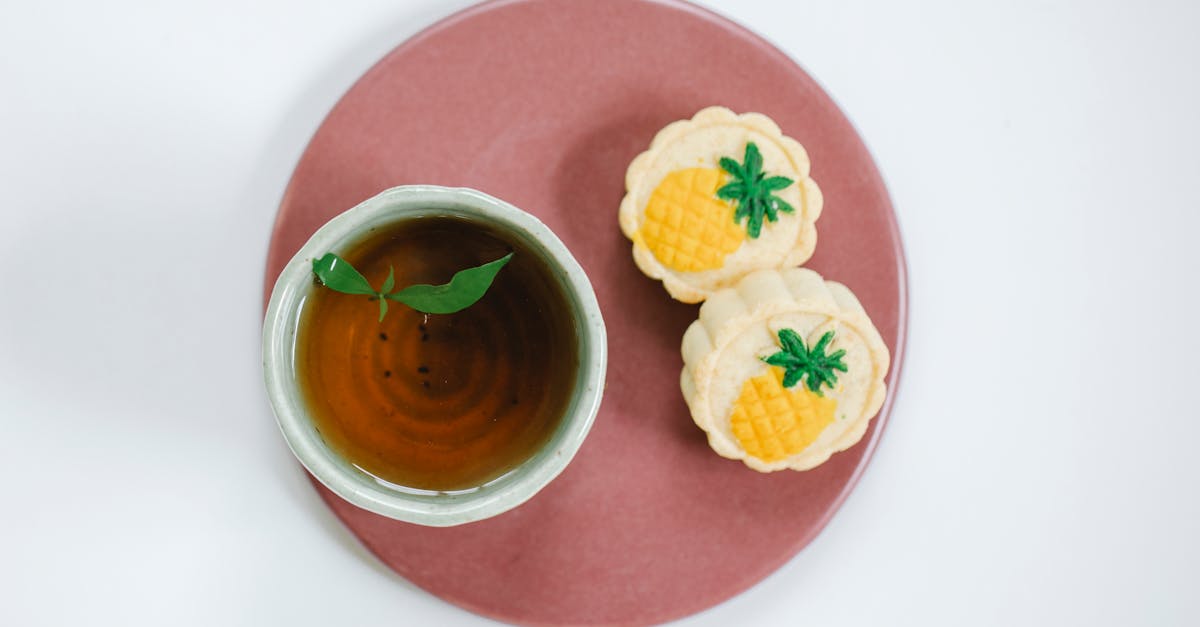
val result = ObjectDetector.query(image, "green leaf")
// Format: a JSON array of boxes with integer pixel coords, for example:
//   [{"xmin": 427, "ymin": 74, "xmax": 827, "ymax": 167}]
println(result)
[
  {"xmin": 743, "ymin": 143, "xmax": 762, "ymax": 179},
  {"xmin": 718, "ymin": 156, "xmax": 744, "ymax": 179},
  {"xmin": 745, "ymin": 207, "xmax": 764, "ymax": 238},
  {"xmin": 716, "ymin": 181, "xmax": 746, "ymax": 200},
  {"xmin": 764, "ymin": 352, "xmax": 797, "ymax": 368},
  {"xmin": 772, "ymin": 196, "xmax": 795, "ymax": 215},
  {"xmin": 761, "ymin": 175, "xmax": 793, "ymax": 191},
  {"xmin": 813, "ymin": 330, "xmax": 833, "ymax": 355},
  {"xmin": 778, "ymin": 328, "xmax": 806, "ymax": 355},
  {"xmin": 388, "ymin": 253, "xmax": 513, "ymax": 315},
  {"xmin": 763, "ymin": 328, "xmax": 849, "ymax": 395},
  {"xmin": 712, "ymin": 142, "xmax": 801, "ymax": 240},
  {"xmin": 763, "ymin": 200, "xmax": 779, "ymax": 223},
  {"xmin": 380, "ymin": 266, "xmax": 395, "ymax": 294},
  {"xmin": 313, "ymin": 251, "xmax": 512, "ymax": 321},
  {"xmin": 312, "ymin": 253, "xmax": 376, "ymax": 296},
  {"xmin": 733, "ymin": 202, "xmax": 751, "ymax": 223}
]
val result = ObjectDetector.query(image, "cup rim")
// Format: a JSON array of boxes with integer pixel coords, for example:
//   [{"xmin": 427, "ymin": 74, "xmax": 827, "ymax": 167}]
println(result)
[{"xmin": 262, "ymin": 185, "xmax": 607, "ymax": 526}]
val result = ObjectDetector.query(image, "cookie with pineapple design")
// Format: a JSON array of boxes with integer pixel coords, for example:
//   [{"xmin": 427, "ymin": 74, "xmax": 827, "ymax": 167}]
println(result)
[
  {"xmin": 681, "ymin": 267, "xmax": 889, "ymax": 472},
  {"xmin": 619, "ymin": 106, "xmax": 822, "ymax": 303}
]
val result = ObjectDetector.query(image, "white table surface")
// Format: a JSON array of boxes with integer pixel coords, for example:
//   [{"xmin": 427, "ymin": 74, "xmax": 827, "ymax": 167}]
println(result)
[{"xmin": 2, "ymin": 0, "xmax": 1198, "ymax": 625}]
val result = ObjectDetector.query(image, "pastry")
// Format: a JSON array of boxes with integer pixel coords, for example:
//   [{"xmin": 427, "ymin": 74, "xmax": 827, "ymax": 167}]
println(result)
[
  {"xmin": 619, "ymin": 107, "xmax": 822, "ymax": 303},
  {"xmin": 680, "ymin": 267, "xmax": 889, "ymax": 471}
]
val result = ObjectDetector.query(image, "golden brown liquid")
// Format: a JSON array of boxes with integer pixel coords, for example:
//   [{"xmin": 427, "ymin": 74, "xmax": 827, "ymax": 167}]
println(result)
[{"xmin": 296, "ymin": 216, "xmax": 579, "ymax": 492}]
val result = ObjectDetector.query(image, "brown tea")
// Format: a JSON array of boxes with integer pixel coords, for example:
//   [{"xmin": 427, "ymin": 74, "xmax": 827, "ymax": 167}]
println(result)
[{"xmin": 296, "ymin": 216, "xmax": 579, "ymax": 492}]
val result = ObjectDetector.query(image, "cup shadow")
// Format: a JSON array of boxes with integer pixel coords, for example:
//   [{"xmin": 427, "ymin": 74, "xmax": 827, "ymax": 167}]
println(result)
[{"xmin": 549, "ymin": 105, "xmax": 709, "ymax": 446}]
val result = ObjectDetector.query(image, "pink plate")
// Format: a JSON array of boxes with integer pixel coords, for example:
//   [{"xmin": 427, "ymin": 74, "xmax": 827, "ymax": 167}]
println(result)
[{"xmin": 264, "ymin": 0, "xmax": 907, "ymax": 624}]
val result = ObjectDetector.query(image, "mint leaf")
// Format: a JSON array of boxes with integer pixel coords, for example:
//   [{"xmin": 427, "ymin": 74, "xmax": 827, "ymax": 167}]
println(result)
[
  {"xmin": 387, "ymin": 253, "xmax": 513, "ymax": 315},
  {"xmin": 380, "ymin": 266, "xmax": 395, "ymax": 293},
  {"xmin": 312, "ymin": 253, "xmax": 376, "ymax": 296}
]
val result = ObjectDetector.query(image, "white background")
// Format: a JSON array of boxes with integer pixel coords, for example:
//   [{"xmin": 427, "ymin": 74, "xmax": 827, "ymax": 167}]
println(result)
[{"xmin": 2, "ymin": 0, "xmax": 1198, "ymax": 625}]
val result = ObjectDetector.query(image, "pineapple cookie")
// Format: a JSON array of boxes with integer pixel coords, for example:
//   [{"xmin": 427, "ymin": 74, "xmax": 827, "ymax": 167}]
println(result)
[
  {"xmin": 680, "ymin": 268, "xmax": 889, "ymax": 472},
  {"xmin": 619, "ymin": 106, "xmax": 822, "ymax": 303}
]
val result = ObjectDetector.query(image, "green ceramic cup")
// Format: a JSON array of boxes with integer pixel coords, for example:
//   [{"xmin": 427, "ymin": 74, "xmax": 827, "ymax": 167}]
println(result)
[{"xmin": 263, "ymin": 186, "xmax": 607, "ymax": 526}]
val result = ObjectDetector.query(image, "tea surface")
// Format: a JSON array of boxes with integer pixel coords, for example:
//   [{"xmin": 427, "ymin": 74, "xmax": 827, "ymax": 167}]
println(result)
[{"xmin": 297, "ymin": 216, "xmax": 579, "ymax": 492}]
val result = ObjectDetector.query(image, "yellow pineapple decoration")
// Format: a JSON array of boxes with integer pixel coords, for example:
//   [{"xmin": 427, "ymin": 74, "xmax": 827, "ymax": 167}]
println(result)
[
  {"xmin": 729, "ymin": 329, "xmax": 845, "ymax": 463},
  {"xmin": 638, "ymin": 143, "xmax": 795, "ymax": 273}
]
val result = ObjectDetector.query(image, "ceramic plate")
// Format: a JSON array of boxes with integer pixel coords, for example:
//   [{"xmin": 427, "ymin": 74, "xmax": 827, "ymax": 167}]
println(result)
[{"xmin": 263, "ymin": 0, "xmax": 907, "ymax": 624}]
